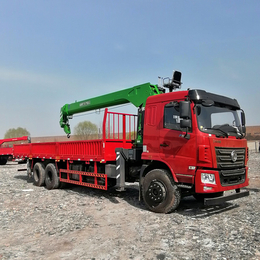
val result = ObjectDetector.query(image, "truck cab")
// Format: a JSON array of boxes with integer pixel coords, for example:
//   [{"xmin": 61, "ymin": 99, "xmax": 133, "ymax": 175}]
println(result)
[{"xmin": 141, "ymin": 88, "xmax": 248, "ymax": 210}]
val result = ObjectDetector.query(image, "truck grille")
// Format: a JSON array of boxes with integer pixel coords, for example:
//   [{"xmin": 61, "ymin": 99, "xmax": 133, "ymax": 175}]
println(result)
[
  {"xmin": 215, "ymin": 147, "xmax": 245, "ymax": 169},
  {"xmin": 215, "ymin": 147, "xmax": 246, "ymax": 186}
]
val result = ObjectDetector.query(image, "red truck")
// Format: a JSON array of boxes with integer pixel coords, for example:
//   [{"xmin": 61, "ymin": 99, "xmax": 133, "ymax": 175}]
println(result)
[
  {"xmin": 0, "ymin": 136, "xmax": 30, "ymax": 165},
  {"xmin": 11, "ymin": 71, "xmax": 249, "ymax": 213}
]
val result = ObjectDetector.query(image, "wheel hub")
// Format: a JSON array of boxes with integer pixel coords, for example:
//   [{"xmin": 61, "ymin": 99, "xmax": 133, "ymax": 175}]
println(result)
[{"xmin": 146, "ymin": 180, "xmax": 166, "ymax": 206}]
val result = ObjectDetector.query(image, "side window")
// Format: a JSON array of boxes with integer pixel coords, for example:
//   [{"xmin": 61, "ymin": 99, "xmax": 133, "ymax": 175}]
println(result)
[
  {"xmin": 164, "ymin": 102, "xmax": 182, "ymax": 131},
  {"xmin": 164, "ymin": 101, "xmax": 191, "ymax": 131}
]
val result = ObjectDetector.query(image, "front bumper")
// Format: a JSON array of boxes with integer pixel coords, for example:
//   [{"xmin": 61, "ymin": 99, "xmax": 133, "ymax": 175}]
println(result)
[
  {"xmin": 204, "ymin": 189, "xmax": 249, "ymax": 206},
  {"xmin": 195, "ymin": 168, "xmax": 249, "ymax": 194}
]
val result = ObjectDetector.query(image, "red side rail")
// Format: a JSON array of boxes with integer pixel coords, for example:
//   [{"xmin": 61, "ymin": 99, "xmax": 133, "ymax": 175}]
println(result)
[
  {"xmin": 13, "ymin": 140, "xmax": 104, "ymax": 161},
  {"xmin": 0, "ymin": 147, "xmax": 13, "ymax": 156},
  {"xmin": 59, "ymin": 169, "xmax": 108, "ymax": 190}
]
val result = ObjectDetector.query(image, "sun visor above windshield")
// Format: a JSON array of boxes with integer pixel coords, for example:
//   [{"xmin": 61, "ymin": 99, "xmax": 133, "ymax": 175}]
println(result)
[{"xmin": 188, "ymin": 89, "xmax": 240, "ymax": 110}]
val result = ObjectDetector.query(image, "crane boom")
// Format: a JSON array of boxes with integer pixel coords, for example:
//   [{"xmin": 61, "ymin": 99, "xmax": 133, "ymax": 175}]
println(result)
[
  {"xmin": 0, "ymin": 136, "xmax": 30, "ymax": 146},
  {"xmin": 60, "ymin": 82, "xmax": 163, "ymax": 136}
]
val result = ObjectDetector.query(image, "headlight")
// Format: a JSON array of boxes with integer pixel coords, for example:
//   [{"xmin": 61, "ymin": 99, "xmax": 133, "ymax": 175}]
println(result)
[{"xmin": 201, "ymin": 173, "xmax": 216, "ymax": 184}]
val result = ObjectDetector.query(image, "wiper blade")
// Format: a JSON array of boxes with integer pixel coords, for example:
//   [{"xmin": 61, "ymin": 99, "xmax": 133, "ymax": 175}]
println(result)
[{"xmin": 205, "ymin": 128, "xmax": 229, "ymax": 137}]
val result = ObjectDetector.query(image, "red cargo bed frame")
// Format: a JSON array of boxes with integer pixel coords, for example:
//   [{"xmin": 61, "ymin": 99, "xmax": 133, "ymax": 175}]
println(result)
[{"xmin": 13, "ymin": 109, "xmax": 137, "ymax": 190}]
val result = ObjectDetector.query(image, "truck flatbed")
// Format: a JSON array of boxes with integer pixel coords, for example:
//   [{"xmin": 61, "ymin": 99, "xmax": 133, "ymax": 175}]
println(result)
[
  {"xmin": 13, "ymin": 109, "xmax": 136, "ymax": 163},
  {"xmin": 11, "ymin": 110, "xmax": 137, "ymax": 191}
]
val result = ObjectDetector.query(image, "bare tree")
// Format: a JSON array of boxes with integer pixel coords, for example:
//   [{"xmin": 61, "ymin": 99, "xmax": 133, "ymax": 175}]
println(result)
[
  {"xmin": 74, "ymin": 121, "xmax": 98, "ymax": 140},
  {"xmin": 4, "ymin": 127, "xmax": 30, "ymax": 139}
]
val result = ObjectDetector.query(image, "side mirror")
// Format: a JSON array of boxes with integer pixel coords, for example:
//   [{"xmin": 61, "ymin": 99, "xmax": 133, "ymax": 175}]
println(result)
[
  {"xmin": 179, "ymin": 101, "xmax": 190, "ymax": 119},
  {"xmin": 179, "ymin": 101, "xmax": 191, "ymax": 140},
  {"xmin": 180, "ymin": 119, "xmax": 191, "ymax": 129},
  {"xmin": 241, "ymin": 110, "xmax": 246, "ymax": 134},
  {"xmin": 241, "ymin": 110, "xmax": 246, "ymax": 126}
]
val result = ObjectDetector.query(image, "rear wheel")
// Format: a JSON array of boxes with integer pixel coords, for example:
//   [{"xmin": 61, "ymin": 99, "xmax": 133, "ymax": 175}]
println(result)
[
  {"xmin": 45, "ymin": 163, "xmax": 59, "ymax": 190},
  {"xmin": 33, "ymin": 162, "xmax": 46, "ymax": 186},
  {"xmin": 142, "ymin": 169, "xmax": 181, "ymax": 213}
]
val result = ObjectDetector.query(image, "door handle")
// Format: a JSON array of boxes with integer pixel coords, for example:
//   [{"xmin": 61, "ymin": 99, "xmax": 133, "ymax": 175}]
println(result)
[{"xmin": 160, "ymin": 143, "xmax": 169, "ymax": 147}]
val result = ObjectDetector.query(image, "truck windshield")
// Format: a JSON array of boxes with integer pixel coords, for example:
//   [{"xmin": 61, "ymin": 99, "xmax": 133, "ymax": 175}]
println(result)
[{"xmin": 196, "ymin": 104, "xmax": 243, "ymax": 138}]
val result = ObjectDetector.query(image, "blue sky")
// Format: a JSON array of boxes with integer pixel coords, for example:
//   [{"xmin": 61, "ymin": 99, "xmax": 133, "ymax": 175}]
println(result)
[{"xmin": 1, "ymin": 1, "xmax": 260, "ymax": 138}]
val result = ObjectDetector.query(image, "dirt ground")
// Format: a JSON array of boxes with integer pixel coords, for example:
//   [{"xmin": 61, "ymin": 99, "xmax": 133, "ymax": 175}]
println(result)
[{"xmin": 0, "ymin": 152, "xmax": 260, "ymax": 260}]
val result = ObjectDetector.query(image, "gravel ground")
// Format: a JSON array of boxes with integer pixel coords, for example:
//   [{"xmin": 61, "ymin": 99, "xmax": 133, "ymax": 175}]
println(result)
[{"xmin": 0, "ymin": 153, "xmax": 260, "ymax": 260}]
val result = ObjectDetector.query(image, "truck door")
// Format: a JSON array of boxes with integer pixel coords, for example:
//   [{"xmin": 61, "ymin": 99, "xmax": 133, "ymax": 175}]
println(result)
[{"xmin": 159, "ymin": 101, "xmax": 197, "ymax": 183}]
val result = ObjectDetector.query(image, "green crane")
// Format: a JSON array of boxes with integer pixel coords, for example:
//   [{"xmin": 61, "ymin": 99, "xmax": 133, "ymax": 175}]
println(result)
[{"xmin": 60, "ymin": 82, "xmax": 164, "ymax": 142}]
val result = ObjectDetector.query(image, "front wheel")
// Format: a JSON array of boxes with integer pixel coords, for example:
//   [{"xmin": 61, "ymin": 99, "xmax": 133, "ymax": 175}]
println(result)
[{"xmin": 142, "ymin": 169, "xmax": 181, "ymax": 213}]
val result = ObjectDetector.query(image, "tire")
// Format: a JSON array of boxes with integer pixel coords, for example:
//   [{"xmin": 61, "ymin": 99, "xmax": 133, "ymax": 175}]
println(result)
[
  {"xmin": 45, "ymin": 163, "xmax": 59, "ymax": 190},
  {"xmin": 0, "ymin": 159, "xmax": 7, "ymax": 165},
  {"xmin": 33, "ymin": 162, "xmax": 46, "ymax": 186},
  {"xmin": 193, "ymin": 192, "xmax": 224, "ymax": 202},
  {"xmin": 142, "ymin": 169, "xmax": 181, "ymax": 213}
]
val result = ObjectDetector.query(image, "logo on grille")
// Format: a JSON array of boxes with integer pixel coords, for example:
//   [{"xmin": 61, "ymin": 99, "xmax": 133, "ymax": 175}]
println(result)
[{"xmin": 231, "ymin": 150, "xmax": 238, "ymax": 162}]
